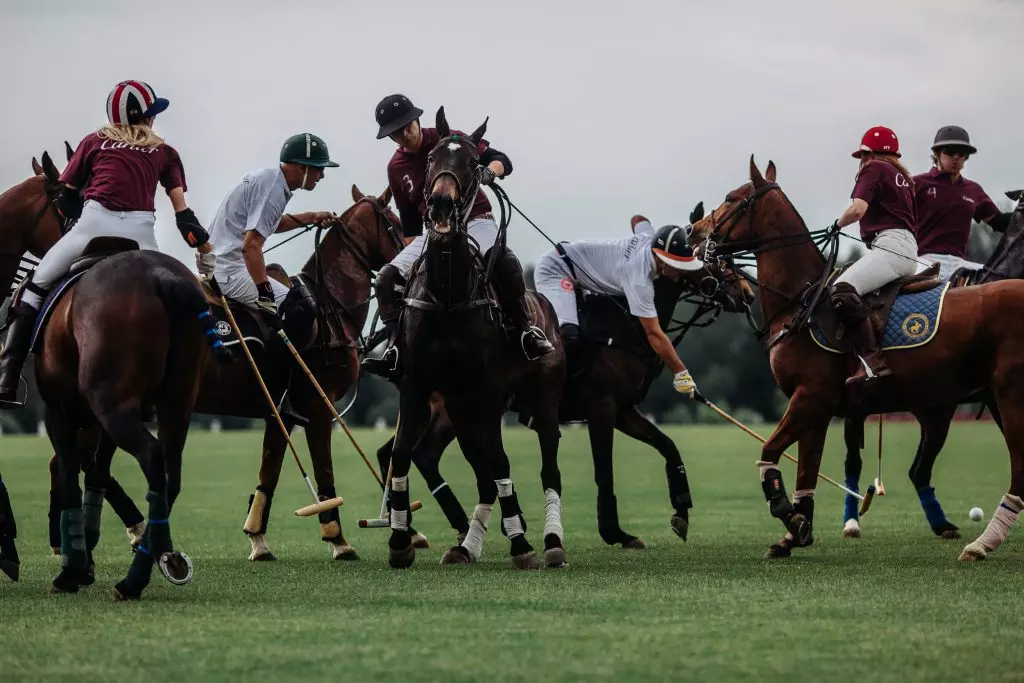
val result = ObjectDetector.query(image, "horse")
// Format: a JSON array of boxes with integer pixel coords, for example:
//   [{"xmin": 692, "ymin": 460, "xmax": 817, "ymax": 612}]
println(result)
[
  {"xmin": 689, "ymin": 157, "xmax": 1024, "ymax": 562},
  {"xmin": 840, "ymin": 189, "xmax": 1024, "ymax": 539},
  {"xmin": 373, "ymin": 242, "xmax": 755, "ymax": 550},
  {"xmin": 384, "ymin": 107, "xmax": 567, "ymax": 570},
  {"xmin": 34, "ymin": 244, "xmax": 214, "ymax": 599}
]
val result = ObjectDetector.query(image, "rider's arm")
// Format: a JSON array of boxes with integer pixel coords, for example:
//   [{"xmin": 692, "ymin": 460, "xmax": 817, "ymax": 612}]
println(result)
[
  {"xmin": 835, "ymin": 198, "xmax": 869, "ymax": 228},
  {"xmin": 480, "ymin": 147, "xmax": 512, "ymax": 178},
  {"xmin": 242, "ymin": 231, "xmax": 269, "ymax": 285},
  {"xmin": 168, "ymin": 187, "xmax": 212, "ymax": 253},
  {"xmin": 638, "ymin": 316, "xmax": 686, "ymax": 374},
  {"xmin": 275, "ymin": 212, "xmax": 335, "ymax": 233}
]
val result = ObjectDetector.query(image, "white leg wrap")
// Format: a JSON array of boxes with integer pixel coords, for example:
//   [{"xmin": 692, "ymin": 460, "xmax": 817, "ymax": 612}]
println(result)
[
  {"xmin": 461, "ymin": 504, "xmax": 492, "ymax": 560},
  {"xmin": 390, "ymin": 508, "xmax": 409, "ymax": 531},
  {"xmin": 543, "ymin": 488, "xmax": 564, "ymax": 542},
  {"xmin": 972, "ymin": 493, "xmax": 1024, "ymax": 553},
  {"xmin": 495, "ymin": 478, "xmax": 514, "ymax": 498},
  {"xmin": 391, "ymin": 475, "xmax": 409, "ymax": 493},
  {"xmin": 757, "ymin": 461, "xmax": 777, "ymax": 481},
  {"xmin": 503, "ymin": 515, "xmax": 525, "ymax": 538},
  {"xmin": 793, "ymin": 489, "xmax": 815, "ymax": 502}
]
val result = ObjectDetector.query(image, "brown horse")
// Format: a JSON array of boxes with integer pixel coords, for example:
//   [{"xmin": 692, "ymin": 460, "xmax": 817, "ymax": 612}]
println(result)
[
  {"xmin": 37, "ymin": 245, "xmax": 211, "ymax": 599},
  {"xmin": 689, "ymin": 157, "xmax": 1024, "ymax": 561},
  {"xmin": 0, "ymin": 152, "xmax": 66, "ymax": 297}
]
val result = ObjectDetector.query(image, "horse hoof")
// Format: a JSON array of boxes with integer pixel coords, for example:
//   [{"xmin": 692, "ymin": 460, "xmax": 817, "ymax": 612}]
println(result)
[
  {"xmin": 670, "ymin": 515, "xmax": 689, "ymax": 542},
  {"xmin": 544, "ymin": 546, "xmax": 567, "ymax": 568},
  {"xmin": 332, "ymin": 546, "xmax": 360, "ymax": 561},
  {"xmin": 941, "ymin": 529, "xmax": 962, "ymax": 540},
  {"xmin": 49, "ymin": 569, "xmax": 82, "ymax": 594},
  {"xmin": 51, "ymin": 546, "xmax": 61, "ymax": 557},
  {"xmin": 765, "ymin": 539, "xmax": 793, "ymax": 559},
  {"xmin": 620, "ymin": 537, "xmax": 646, "ymax": 550},
  {"xmin": 249, "ymin": 550, "xmax": 277, "ymax": 562},
  {"xmin": 456, "ymin": 532, "xmax": 468, "ymax": 546},
  {"xmin": 0, "ymin": 559, "xmax": 19, "ymax": 582},
  {"xmin": 79, "ymin": 565, "xmax": 96, "ymax": 587},
  {"xmin": 112, "ymin": 580, "xmax": 142, "ymax": 601},
  {"xmin": 787, "ymin": 514, "xmax": 812, "ymax": 546},
  {"xmin": 958, "ymin": 542, "xmax": 987, "ymax": 562},
  {"xmin": 842, "ymin": 519, "xmax": 861, "ymax": 539},
  {"xmin": 159, "ymin": 551, "xmax": 193, "ymax": 586},
  {"xmin": 388, "ymin": 544, "xmax": 416, "ymax": 569},
  {"xmin": 411, "ymin": 532, "xmax": 430, "ymax": 550},
  {"xmin": 126, "ymin": 522, "xmax": 146, "ymax": 549},
  {"xmin": 512, "ymin": 551, "xmax": 541, "ymax": 570},
  {"xmin": 440, "ymin": 545, "xmax": 473, "ymax": 565}
]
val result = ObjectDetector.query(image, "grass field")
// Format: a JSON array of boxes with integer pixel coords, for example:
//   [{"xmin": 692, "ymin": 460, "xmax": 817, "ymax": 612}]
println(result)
[{"xmin": 1, "ymin": 421, "xmax": 1021, "ymax": 682}]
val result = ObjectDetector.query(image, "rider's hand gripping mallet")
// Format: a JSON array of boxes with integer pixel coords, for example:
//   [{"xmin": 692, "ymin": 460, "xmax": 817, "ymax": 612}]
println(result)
[{"xmin": 211, "ymin": 279, "xmax": 342, "ymax": 517}]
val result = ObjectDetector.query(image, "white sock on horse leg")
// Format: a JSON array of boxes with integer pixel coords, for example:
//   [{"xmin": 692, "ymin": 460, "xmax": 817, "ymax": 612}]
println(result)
[
  {"xmin": 389, "ymin": 476, "xmax": 410, "ymax": 531},
  {"xmin": 757, "ymin": 461, "xmax": 779, "ymax": 481},
  {"xmin": 793, "ymin": 489, "xmax": 814, "ymax": 502},
  {"xmin": 543, "ymin": 488, "xmax": 564, "ymax": 542},
  {"xmin": 974, "ymin": 493, "xmax": 1024, "ymax": 553},
  {"xmin": 462, "ymin": 503, "xmax": 492, "ymax": 560},
  {"xmin": 495, "ymin": 478, "xmax": 514, "ymax": 498}
]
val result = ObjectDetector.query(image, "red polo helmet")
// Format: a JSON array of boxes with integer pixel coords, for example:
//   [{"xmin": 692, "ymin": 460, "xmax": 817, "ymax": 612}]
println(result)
[{"xmin": 852, "ymin": 126, "xmax": 900, "ymax": 158}]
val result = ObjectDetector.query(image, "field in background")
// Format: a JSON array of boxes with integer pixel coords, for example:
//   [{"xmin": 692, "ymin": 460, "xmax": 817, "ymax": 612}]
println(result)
[{"xmin": 1, "ymin": 422, "xmax": 1020, "ymax": 682}]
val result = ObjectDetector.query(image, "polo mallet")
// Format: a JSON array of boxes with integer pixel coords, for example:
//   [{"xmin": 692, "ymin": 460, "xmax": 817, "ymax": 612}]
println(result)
[
  {"xmin": 693, "ymin": 391, "xmax": 874, "ymax": 515},
  {"xmin": 874, "ymin": 416, "xmax": 886, "ymax": 496},
  {"xmin": 274, "ymin": 330, "xmax": 422, "ymax": 520},
  {"xmin": 212, "ymin": 282, "xmax": 342, "ymax": 518}
]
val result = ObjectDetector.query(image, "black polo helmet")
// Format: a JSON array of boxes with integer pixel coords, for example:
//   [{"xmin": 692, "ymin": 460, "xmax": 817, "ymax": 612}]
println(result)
[
  {"xmin": 931, "ymin": 125, "xmax": 977, "ymax": 154},
  {"xmin": 375, "ymin": 94, "xmax": 424, "ymax": 139}
]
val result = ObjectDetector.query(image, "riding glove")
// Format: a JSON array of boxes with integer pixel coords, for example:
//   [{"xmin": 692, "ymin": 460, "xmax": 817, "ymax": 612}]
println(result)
[
  {"xmin": 478, "ymin": 166, "xmax": 497, "ymax": 186},
  {"xmin": 673, "ymin": 369, "xmax": 697, "ymax": 398},
  {"xmin": 175, "ymin": 208, "xmax": 210, "ymax": 248}
]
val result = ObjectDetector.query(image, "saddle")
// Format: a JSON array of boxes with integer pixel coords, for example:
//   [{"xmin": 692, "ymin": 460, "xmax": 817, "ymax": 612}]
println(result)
[
  {"xmin": 30, "ymin": 237, "xmax": 139, "ymax": 351},
  {"xmin": 809, "ymin": 262, "xmax": 940, "ymax": 354}
]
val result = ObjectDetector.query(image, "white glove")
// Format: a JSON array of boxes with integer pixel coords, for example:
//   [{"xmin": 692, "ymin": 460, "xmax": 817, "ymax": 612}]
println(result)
[
  {"xmin": 196, "ymin": 250, "xmax": 217, "ymax": 277},
  {"xmin": 673, "ymin": 369, "xmax": 697, "ymax": 397}
]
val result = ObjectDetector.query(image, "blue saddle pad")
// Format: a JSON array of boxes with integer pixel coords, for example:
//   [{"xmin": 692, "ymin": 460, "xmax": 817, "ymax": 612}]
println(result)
[
  {"xmin": 29, "ymin": 271, "xmax": 88, "ymax": 352},
  {"xmin": 811, "ymin": 282, "xmax": 950, "ymax": 353}
]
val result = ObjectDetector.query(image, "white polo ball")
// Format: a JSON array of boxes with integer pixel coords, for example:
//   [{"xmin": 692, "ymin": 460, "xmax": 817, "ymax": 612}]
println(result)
[{"xmin": 969, "ymin": 507, "xmax": 984, "ymax": 522}]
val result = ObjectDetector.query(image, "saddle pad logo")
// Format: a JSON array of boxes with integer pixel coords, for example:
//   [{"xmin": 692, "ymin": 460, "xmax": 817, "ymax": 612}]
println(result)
[
  {"xmin": 901, "ymin": 313, "xmax": 929, "ymax": 340},
  {"xmin": 560, "ymin": 278, "xmax": 574, "ymax": 292},
  {"xmin": 215, "ymin": 321, "xmax": 233, "ymax": 337}
]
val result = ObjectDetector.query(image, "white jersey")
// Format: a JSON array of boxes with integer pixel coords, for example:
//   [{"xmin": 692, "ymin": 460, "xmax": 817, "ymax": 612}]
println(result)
[
  {"xmin": 556, "ymin": 234, "xmax": 658, "ymax": 318},
  {"xmin": 208, "ymin": 166, "xmax": 293, "ymax": 275}
]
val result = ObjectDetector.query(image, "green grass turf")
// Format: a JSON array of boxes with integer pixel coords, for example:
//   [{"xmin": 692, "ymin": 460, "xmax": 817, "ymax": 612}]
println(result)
[{"xmin": 1, "ymin": 421, "xmax": 1021, "ymax": 682}]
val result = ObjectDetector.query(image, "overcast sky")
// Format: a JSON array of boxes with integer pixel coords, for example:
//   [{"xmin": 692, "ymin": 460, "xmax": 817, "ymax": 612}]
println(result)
[{"xmin": 2, "ymin": 0, "xmax": 1021, "ymax": 273}]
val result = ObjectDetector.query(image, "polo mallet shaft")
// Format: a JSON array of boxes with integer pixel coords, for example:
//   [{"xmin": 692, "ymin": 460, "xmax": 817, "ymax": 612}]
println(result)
[
  {"xmin": 875, "ymin": 416, "xmax": 886, "ymax": 496},
  {"xmin": 218, "ymin": 293, "xmax": 317, "ymax": 504},
  {"xmin": 694, "ymin": 392, "xmax": 864, "ymax": 501},
  {"xmin": 276, "ymin": 330, "xmax": 384, "ymax": 489}
]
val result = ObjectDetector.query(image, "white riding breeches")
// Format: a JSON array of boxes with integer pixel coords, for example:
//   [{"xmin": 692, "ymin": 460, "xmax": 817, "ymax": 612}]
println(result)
[
  {"xmin": 28, "ymin": 200, "xmax": 158, "ymax": 305},
  {"xmin": 388, "ymin": 216, "xmax": 500, "ymax": 280},
  {"xmin": 916, "ymin": 253, "xmax": 983, "ymax": 282},
  {"xmin": 834, "ymin": 229, "xmax": 919, "ymax": 295},
  {"xmin": 215, "ymin": 267, "xmax": 290, "ymax": 304},
  {"xmin": 534, "ymin": 251, "xmax": 578, "ymax": 327}
]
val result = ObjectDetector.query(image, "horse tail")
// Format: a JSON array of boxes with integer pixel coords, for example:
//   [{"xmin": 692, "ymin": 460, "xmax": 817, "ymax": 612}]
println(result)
[{"xmin": 153, "ymin": 270, "xmax": 225, "ymax": 357}]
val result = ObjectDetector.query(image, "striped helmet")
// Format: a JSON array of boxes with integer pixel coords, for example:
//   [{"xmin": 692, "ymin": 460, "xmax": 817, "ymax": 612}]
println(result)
[
  {"xmin": 652, "ymin": 224, "xmax": 704, "ymax": 271},
  {"xmin": 106, "ymin": 80, "xmax": 169, "ymax": 126}
]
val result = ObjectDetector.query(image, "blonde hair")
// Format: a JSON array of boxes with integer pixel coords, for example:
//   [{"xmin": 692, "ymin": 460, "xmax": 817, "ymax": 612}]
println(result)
[
  {"xmin": 858, "ymin": 153, "xmax": 915, "ymax": 193},
  {"xmin": 97, "ymin": 123, "xmax": 164, "ymax": 148}
]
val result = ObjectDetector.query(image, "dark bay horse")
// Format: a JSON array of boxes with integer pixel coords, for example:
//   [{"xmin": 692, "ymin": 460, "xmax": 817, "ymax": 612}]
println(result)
[
  {"xmin": 840, "ymin": 190, "xmax": 1023, "ymax": 539},
  {"xmin": 36, "ymin": 247, "xmax": 211, "ymax": 599},
  {"xmin": 690, "ymin": 157, "xmax": 1024, "ymax": 562},
  {"xmin": 385, "ymin": 107, "xmax": 566, "ymax": 570}
]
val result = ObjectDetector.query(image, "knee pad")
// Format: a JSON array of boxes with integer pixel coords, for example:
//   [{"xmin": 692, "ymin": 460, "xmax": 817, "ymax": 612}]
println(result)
[
  {"xmin": 376, "ymin": 264, "xmax": 407, "ymax": 322},
  {"xmin": 829, "ymin": 282, "xmax": 868, "ymax": 323}
]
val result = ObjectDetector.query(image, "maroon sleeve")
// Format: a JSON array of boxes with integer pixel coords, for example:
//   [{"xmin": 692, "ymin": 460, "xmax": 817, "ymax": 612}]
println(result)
[
  {"xmin": 159, "ymin": 145, "xmax": 187, "ymax": 194},
  {"xmin": 58, "ymin": 134, "xmax": 96, "ymax": 188},
  {"xmin": 974, "ymin": 186, "xmax": 999, "ymax": 223},
  {"xmin": 475, "ymin": 136, "xmax": 490, "ymax": 156},
  {"xmin": 851, "ymin": 162, "xmax": 881, "ymax": 204}
]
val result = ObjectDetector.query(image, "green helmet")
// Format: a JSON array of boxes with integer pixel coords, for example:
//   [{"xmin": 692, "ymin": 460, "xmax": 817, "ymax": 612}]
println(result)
[{"xmin": 280, "ymin": 133, "xmax": 340, "ymax": 168}]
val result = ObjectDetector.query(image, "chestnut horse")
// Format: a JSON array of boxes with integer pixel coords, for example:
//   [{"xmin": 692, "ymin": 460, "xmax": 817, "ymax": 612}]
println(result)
[{"xmin": 690, "ymin": 157, "xmax": 1024, "ymax": 562}]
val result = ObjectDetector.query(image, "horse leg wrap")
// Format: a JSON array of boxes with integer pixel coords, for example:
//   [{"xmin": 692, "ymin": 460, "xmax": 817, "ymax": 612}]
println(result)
[
  {"xmin": 792, "ymin": 490, "xmax": 815, "ymax": 547},
  {"xmin": 970, "ymin": 494, "xmax": 1024, "ymax": 554},
  {"xmin": 543, "ymin": 488, "xmax": 564, "ymax": 543},
  {"xmin": 843, "ymin": 476, "xmax": 860, "ymax": 523},
  {"xmin": 59, "ymin": 509, "xmax": 87, "ymax": 570},
  {"xmin": 667, "ymin": 462, "xmax": 693, "ymax": 515},
  {"xmin": 390, "ymin": 476, "xmax": 410, "ymax": 531},
  {"xmin": 917, "ymin": 486, "xmax": 951, "ymax": 531},
  {"xmin": 122, "ymin": 526, "xmax": 155, "ymax": 595},
  {"xmin": 496, "ymin": 479, "xmax": 527, "ymax": 538},
  {"xmin": 243, "ymin": 487, "xmax": 273, "ymax": 536},
  {"xmin": 317, "ymin": 488, "xmax": 342, "ymax": 541},
  {"xmin": 759, "ymin": 463, "xmax": 794, "ymax": 522},
  {"xmin": 145, "ymin": 490, "xmax": 171, "ymax": 555},
  {"xmin": 431, "ymin": 481, "xmax": 470, "ymax": 534},
  {"xmin": 48, "ymin": 489, "xmax": 60, "ymax": 551},
  {"xmin": 82, "ymin": 488, "xmax": 104, "ymax": 551},
  {"xmin": 462, "ymin": 503, "xmax": 492, "ymax": 560}
]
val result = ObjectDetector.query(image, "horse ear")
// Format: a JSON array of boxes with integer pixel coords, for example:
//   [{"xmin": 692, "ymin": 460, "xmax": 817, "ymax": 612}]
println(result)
[
  {"xmin": 31, "ymin": 157, "xmax": 42, "ymax": 176},
  {"xmin": 436, "ymin": 106, "xmax": 450, "ymax": 138},
  {"xmin": 64, "ymin": 140, "xmax": 75, "ymax": 163},
  {"xmin": 689, "ymin": 201, "xmax": 705, "ymax": 224},
  {"xmin": 379, "ymin": 186, "xmax": 393, "ymax": 206},
  {"xmin": 351, "ymin": 184, "xmax": 365, "ymax": 202},
  {"xmin": 41, "ymin": 151, "xmax": 60, "ymax": 182},
  {"xmin": 766, "ymin": 160, "xmax": 777, "ymax": 183},
  {"xmin": 469, "ymin": 117, "xmax": 489, "ymax": 145},
  {"xmin": 749, "ymin": 154, "xmax": 766, "ymax": 188}
]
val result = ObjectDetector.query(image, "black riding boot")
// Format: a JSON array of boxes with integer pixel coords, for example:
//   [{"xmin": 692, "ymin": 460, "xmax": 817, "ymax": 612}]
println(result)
[
  {"xmin": 269, "ymin": 345, "xmax": 309, "ymax": 428},
  {"xmin": 0, "ymin": 304, "xmax": 40, "ymax": 410},
  {"xmin": 831, "ymin": 282, "xmax": 891, "ymax": 385},
  {"xmin": 488, "ymin": 247, "xmax": 554, "ymax": 361},
  {"xmin": 560, "ymin": 323, "xmax": 585, "ymax": 377},
  {"xmin": 361, "ymin": 265, "xmax": 405, "ymax": 383}
]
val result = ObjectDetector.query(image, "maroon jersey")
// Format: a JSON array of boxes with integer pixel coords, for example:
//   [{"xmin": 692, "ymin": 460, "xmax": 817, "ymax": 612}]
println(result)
[
  {"xmin": 851, "ymin": 159, "xmax": 916, "ymax": 242},
  {"xmin": 914, "ymin": 168, "xmax": 999, "ymax": 258},
  {"xmin": 60, "ymin": 132, "xmax": 187, "ymax": 213},
  {"xmin": 387, "ymin": 127, "xmax": 492, "ymax": 237}
]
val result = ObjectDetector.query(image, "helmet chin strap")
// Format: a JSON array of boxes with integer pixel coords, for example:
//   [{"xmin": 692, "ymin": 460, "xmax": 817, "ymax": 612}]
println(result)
[{"xmin": 301, "ymin": 166, "xmax": 309, "ymax": 191}]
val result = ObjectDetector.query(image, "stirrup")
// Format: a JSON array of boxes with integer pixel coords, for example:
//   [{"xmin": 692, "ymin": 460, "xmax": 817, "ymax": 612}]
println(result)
[
  {"xmin": 0, "ymin": 377, "xmax": 27, "ymax": 411},
  {"xmin": 521, "ymin": 327, "xmax": 554, "ymax": 361},
  {"xmin": 361, "ymin": 346, "xmax": 400, "ymax": 381}
]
